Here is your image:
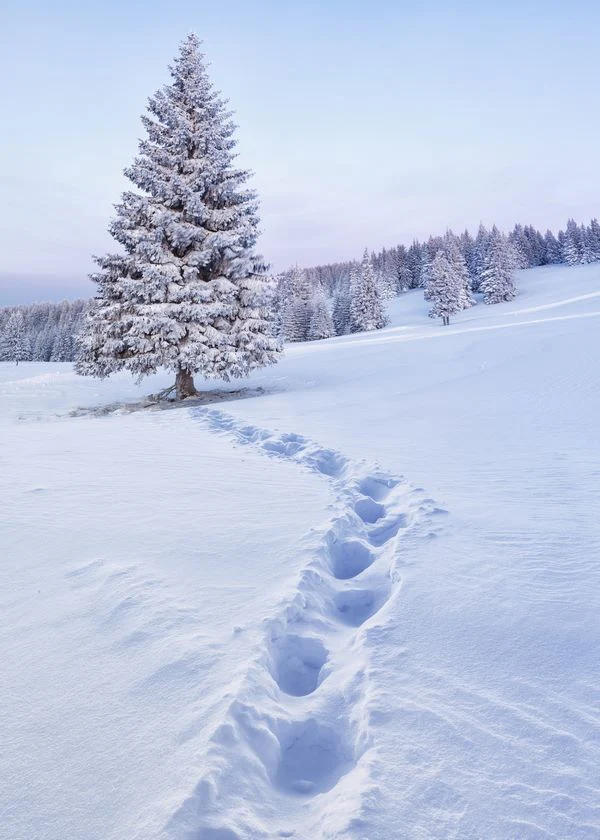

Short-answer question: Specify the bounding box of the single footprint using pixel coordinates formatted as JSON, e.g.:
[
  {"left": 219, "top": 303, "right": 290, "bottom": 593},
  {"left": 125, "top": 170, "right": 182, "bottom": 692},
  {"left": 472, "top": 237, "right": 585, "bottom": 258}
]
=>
[
  {"left": 358, "top": 475, "right": 398, "bottom": 501},
  {"left": 328, "top": 537, "right": 374, "bottom": 580},
  {"left": 275, "top": 718, "right": 351, "bottom": 795},
  {"left": 354, "top": 497, "right": 386, "bottom": 524},
  {"left": 334, "top": 588, "right": 384, "bottom": 627},
  {"left": 270, "top": 635, "right": 328, "bottom": 697}
]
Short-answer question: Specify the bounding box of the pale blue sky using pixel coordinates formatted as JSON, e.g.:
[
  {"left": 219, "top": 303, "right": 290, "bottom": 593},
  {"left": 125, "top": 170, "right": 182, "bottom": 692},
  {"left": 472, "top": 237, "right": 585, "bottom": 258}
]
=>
[{"left": 2, "top": 0, "right": 600, "bottom": 302}]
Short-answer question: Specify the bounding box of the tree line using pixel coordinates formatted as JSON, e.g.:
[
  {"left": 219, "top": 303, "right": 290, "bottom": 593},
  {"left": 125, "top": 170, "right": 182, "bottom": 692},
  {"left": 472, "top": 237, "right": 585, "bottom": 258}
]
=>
[
  {"left": 275, "top": 215, "right": 600, "bottom": 340},
  {"left": 0, "top": 299, "right": 88, "bottom": 364},
  {"left": 2, "top": 215, "right": 599, "bottom": 363}
]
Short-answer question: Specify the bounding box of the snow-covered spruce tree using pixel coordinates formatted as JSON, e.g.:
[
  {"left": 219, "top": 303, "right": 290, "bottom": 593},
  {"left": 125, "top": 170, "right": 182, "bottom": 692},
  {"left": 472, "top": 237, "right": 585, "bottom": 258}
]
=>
[
  {"left": 587, "top": 218, "right": 600, "bottom": 262},
  {"left": 405, "top": 241, "right": 423, "bottom": 289},
  {"left": 332, "top": 281, "right": 352, "bottom": 335},
  {"left": 425, "top": 251, "right": 463, "bottom": 325},
  {"left": 543, "top": 229, "right": 562, "bottom": 264},
  {"left": 444, "top": 238, "right": 475, "bottom": 309},
  {"left": 508, "top": 224, "right": 531, "bottom": 269},
  {"left": 562, "top": 219, "right": 581, "bottom": 266},
  {"left": 278, "top": 267, "right": 312, "bottom": 342},
  {"left": 479, "top": 227, "right": 518, "bottom": 304},
  {"left": 3, "top": 311, "right": 30, "bottom": 365},
  {"left": 472, "top": 223, "right": 490, "bottom": 290},
  {"left": 76, "top": 34, "right": 280, "bottom": 399},
  {"left": 579, "top": 225, "right": 595, "bottom": 264},
  {"left": 307, "top": 291, "right": 334, "bottom": 340},
  {"left": 350, "top": 250, "right": 387, "bottom": 332}
]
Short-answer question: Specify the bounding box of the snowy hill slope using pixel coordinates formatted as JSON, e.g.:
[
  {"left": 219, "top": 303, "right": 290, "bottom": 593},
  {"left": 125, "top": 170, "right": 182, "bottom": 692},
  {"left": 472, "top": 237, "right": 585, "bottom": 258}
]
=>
[{"left": 1, "top": 264, "right": 599, "bottom": 839}]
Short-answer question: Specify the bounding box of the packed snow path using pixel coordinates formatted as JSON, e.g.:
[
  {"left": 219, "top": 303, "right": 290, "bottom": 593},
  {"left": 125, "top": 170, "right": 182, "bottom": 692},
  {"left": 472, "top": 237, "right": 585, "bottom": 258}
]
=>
[{"left": 168, "top": 409, "right": 441, "bottom": 839}]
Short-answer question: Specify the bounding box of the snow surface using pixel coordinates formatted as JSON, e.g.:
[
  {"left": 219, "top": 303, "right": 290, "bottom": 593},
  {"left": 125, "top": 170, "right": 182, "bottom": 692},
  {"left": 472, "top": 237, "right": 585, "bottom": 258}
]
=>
[{"left": 2, "top": 264, "right": 600, "bottom": 839}]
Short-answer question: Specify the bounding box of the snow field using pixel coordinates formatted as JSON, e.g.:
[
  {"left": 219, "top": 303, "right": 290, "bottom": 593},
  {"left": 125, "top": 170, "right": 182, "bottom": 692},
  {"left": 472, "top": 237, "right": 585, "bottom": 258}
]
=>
[
  {"left": 1, "top": 263, "right": 599, "bottom": 839},
  {"left": 0, "top": 410, "right": 333, "bottom": 840},
  {"left": 167, "top": 410, "right": 443, "bottom": 839}
]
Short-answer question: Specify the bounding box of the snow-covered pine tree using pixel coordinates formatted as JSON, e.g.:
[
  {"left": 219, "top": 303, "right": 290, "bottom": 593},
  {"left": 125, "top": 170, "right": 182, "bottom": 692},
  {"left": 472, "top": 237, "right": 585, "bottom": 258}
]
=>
[
  {"left": 419, "top": 241, "right": 436, "bottom": 290},
  {"left": 524, "top": 225, "right": 546, "bottom": 266},
  {"left": 3, "top": 311, "right": 30, "bottom": 365},
  {"left": 587, "top": 218, "right": 600, "bottom": 262},
  {"left": 76, "top": 34, "right": 280, "bottom": 399},
  {"left": 405, "top": 241, "right": 423, "bottom": 289},
  {"left": 479, "top": 227, "right": 518, "bottom": 304},
  {"left": 307, "top": 291, "right": 334, "bottom": 340},
  {"left": 444, "top": 238, "right": 475, "bottom": 309},
  {"left": 377, "top": 267, "right": 397, "bottom": 301},
  {"left": 579, "top": 224, "right": 595, "bottom": 264},
  {"left": 562, "top": 219, "right": 582, "bottom": 266},
  {"left": 377, "top": 248, "right": 398, "bottom": 299},
  {"left": 543, "top": 229, "right": 562, "bottom": 264},
  {"left": 459, "top": 229, "right": 475, "bottom": 278},
  {"left": 332, "top": 281, "right": 352, "bottom": 335},
  {"left": 426, "top": 250, "right": 463, "bottom": 326},
  {"left": 279, "top": 267, "right": 312, "bottom": 342},
  {"left": 350, "top": 249, "right": 387, "bottom": 332},
  {"left": 420, "top": 243, "right": 434, "bottom": 299},
  {"left": 508, "top": 224, "right": 531, "bottom": 269},
  {"left": 390, "top": 246, "right": 409, "bottom": 293},
  {"left": 472, "top": 223, "right": 490, "bottom": 290}
]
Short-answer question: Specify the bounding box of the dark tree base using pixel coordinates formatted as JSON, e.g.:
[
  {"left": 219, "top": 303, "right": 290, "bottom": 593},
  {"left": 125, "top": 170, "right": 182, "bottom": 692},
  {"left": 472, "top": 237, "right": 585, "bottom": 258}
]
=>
[{"left": 175, "top": 369, "right": 197, "bottom": 400}]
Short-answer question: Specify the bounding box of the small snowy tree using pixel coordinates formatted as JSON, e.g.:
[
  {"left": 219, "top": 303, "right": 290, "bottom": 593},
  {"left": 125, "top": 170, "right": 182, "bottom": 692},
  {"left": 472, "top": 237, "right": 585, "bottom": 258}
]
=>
[
  {"left": 3, "top": 311, "right": 30, "bottom": 365},
  {"left": 307, "top": 292, "right": 334, "bottom": 340},
  {"left": 480, "top": 227, "right": 517, "bottom": 304},
  {"left": 426, "top": 251, "right": 463, "bottom": 325},
  {"left": 350, "top": 250, "right": 387, "bottom": 332},
  {"left": 76, "top": 34, "right": 280, "bottom": 399}
]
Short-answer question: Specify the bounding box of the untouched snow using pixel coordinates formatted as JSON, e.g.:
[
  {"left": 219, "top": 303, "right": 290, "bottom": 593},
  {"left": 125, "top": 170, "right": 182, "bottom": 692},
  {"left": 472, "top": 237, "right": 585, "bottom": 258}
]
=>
[{"left": 2, "top": 264, "right": 600, "bottom": 839}]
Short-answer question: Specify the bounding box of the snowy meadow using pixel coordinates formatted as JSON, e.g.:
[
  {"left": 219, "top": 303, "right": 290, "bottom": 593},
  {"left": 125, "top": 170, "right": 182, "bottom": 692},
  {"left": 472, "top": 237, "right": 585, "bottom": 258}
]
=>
[
  {"left": 2, "top": 23, "right": 600, "bottom": 840},
  {"left": 2, "top": 265, "right": 600, "bottom": 839}
]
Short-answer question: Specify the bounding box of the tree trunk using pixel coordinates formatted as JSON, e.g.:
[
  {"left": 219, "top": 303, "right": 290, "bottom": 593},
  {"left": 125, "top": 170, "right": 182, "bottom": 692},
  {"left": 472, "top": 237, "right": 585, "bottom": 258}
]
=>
[{"left": 175, "top": 368, "right": 197, "bottom": 400}]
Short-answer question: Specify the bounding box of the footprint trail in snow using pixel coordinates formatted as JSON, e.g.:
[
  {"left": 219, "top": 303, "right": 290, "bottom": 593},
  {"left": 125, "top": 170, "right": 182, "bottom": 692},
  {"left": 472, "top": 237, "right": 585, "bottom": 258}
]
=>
[{"left": 167, "top": 409, "right": 445, "bottom": 840}]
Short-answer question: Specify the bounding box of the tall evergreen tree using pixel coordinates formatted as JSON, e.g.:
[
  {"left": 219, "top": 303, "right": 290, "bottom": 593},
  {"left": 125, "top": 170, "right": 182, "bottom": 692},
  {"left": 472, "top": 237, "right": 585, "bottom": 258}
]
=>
[
  {"left": 307, "top": 291, "right": 334, "bottom": 340},
  {"left": 472, "top": 223, "right": 490, "bottom": 290},
  {"left": 480, "top": 227, "right": 518, "bottom": 304},
  {"left": 332, "top": 282, "right": 352, "bottom": 335},
  {"left": 508, "top": 224, "right": 531, "bottom": 268},
  {"left": 76, "top": 34, "right": 280, "bottom": 399},
  {"left": 543, "top": 229, "right": 562, "bottom": 264},
  {"left": 587, "top": 219, "right": 600, "bottom": 262},
  {"left": 426, "top": 251, "right": 463, "bottom": 326},
  {"left": 3, "top": 311, "right": 30, "bottom": 364},
  {"left": 405, "top": 241, "right": 423, "bottom": 289},
  {"left": 579, "top": 224, "right": 595, "bottom": 264},
  {"left": 444, "top": 239, "right": 475, "bottom": 309},
  {"left": 562, "top": 218, "right": 582, "bottom": 266},
  {"left": 279, "top": 267, "right": 312, "bottom": 342},
  {"left": 350, "top": 250, "right": 387, "bottom": 332},
  {"left": 459, "top": 229, "right": 475, "bottom": 277}
]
